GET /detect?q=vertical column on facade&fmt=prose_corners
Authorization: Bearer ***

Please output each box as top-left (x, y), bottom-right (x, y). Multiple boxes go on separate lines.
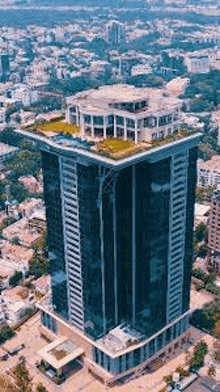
top-left (145, 343), bottom-right (149, 361)
top-left (162, 330), bottom-right (166, 349)
top-left (98, 167), bottom-right (106, 336)
top-left (124, 117), bottom-right (127, 140)
top-left (121, 355), bottom-right (126, 373)
top-left (59, 157), bottom-right (84, 331)
top-left (112, 358), bottom-right (119, 375)
top-left (154, 337), bottom-right (157, 354)
top-left (91, 116), bottom-right (94, 137)
top-left (76, 106), bottom-right (80, 127)
top-left (113, 180), bottom-right (118, 325)
top-left (103, 116), bottom-right (107, 139)
top-left (98, 349), bottom-right (102, 366)
top-left (80, 113), bottom-right (85, 135)
top-left (167, 150), bottom-right (188, 324)
top-left (114, 116), bottom-right (117, 138)
top-left (134, 119), bottom-right (138, 144)
top-left (140, 346), bottom-right (145, 363)
top-left (129, 351), bottom-right (134, 369)
top-left (66, 106), bottom-right (70, 123)
top-left (170, 325), bottom-right (174, 341)
top-left (132, 165), bottom-right (136, 326)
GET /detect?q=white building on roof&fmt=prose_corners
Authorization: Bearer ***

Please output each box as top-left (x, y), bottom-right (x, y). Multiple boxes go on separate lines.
top-left (66, 84), bottom-right (181, 143)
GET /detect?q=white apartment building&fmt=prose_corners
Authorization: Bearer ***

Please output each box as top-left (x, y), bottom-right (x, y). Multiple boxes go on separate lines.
top-left (0, 143), bottom-right (18, 164)
top-left (197, 156), bottom-right (220, 188)
top-left (66, 84), bottom-right (181, 143)
top-left (184, 54), bottom-right (210, 74)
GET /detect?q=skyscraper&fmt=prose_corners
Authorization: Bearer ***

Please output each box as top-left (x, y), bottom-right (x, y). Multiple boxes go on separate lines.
top-left (105, 20), bottom-right (125, 46)
top-left (208, 191), bottom-right (220, 274)
top-left (17, 84), bottom-right (200, 383)
top-left (0, 53), bottom-right (10, 82)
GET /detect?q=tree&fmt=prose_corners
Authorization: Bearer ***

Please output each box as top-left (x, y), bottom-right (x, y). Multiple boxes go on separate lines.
top-left (36, 383), bottom-right (48, 392)
top-left (12, 357), bottom-right (32, 392)
top-left (28, 254), bottom-right (49, 278)
top-left (194, 222), bottom-right (207, 242)
top-left (0, 325), bottom-right (15, 344)
top-left (11, 237), bottom-right (21, 246)
top-left (9, 271), bottom-right (23, 287)
top-left (175, 366), bottom-right (189, 377)
top-left (189, 340), bottom-right (208, 372)
top-left (163, 374), bottom-right (174, 388)
top-left (198, 243), bottom-right (209, 258)
top-left (207, 365), bottom-right (216, 377)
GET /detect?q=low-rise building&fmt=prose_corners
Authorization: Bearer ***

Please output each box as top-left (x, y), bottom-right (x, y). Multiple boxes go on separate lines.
top-left (17, 198), bottom-right (44, 219)
top-left (1, 286), bottom-right (35, 326)
top-left (19, 175), bottom-right (43, 194)
top-left (184, 54), bottom-right (210, 74)
top-left (197, 156), bottom-right (220, 188)
top-left (2, 218), bottom-right (43, 248)
top-left (194, 203), bottom-right (210, 228)
top-left (0, 240), bottom-right (34, 274)
top-left (34, 275), bottom-right (51, 296)
top-left (0, 142), bottom-right (18, 165)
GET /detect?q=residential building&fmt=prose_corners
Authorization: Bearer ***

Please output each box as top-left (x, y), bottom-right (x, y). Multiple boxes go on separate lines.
top-left (66, 84), bottom-right (182, 143)
top-left (105, 21), bottom-right (125, 46)
top-left (197, 156), bottom-right (220, 188)
top-left (34, 276), bottom-right (51, 296)
top-left (1, 286), bottom-right (35, 326)
top-left (2, 217), bottom-right (43, 248)
top-left (208, 191), bottom-right (220, 274)
top-left (0, 240), bottom-right (34, 274)
top-left (0, 53), bottom-right (10, 81)
top-left (184, 54), bottom-right (210, 74)
top-left (17, 86), bottom-right (200, 384)
top-left (0, 142), bottom-right (18, 165)
top-left (194, 203), bottom-right (210, 228)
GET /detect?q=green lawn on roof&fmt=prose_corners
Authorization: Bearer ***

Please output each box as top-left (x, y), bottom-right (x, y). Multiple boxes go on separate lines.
top-left (40, 121), bottom-right (80, 134)
top-left (98, 138), bottom-right (134, 153)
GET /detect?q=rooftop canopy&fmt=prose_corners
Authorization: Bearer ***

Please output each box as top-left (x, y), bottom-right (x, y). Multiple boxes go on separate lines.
top-left (38, 336), bottom-right (84, 371)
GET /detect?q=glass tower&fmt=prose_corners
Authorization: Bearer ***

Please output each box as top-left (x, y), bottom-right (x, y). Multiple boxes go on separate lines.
top-left (40, 136), bottom-right (198, 342)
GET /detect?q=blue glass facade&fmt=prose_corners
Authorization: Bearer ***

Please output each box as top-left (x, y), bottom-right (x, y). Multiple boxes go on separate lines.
top-left (41, 151), bottom-right (68, 319)
top-left (40, 139), bottom-right (198, 373)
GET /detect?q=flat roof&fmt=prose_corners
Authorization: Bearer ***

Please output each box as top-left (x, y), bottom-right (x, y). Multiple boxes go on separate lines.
top-left (15, 128), bottom-right (201, 168)
top-left (66, 84), bottom-right (181, 116)
top-left (0, 142), bottom-right (18, 157)
top-left (38, 336), bottom-right (84, 370)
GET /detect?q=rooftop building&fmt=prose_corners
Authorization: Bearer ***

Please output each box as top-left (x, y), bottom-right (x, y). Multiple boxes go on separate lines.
top-left (66, 84), bottom-right (182, 144)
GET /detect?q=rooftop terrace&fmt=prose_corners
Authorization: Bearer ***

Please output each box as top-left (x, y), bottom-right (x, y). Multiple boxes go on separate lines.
top-left (19, 120), bottom-right (201, 162)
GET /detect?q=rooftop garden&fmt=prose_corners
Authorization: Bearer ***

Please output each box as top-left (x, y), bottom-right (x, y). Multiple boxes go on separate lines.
top-left (93, 128), bottom-right (200, 160)
top-left (95, 138), bottom-right (146, 158)
top-left (98, 138), bottom-right (134, 153)
top-left (22, 119), bottom-right (80, 136)
top-left (40, 121), bottom-right (80, 135)
top-left (20, 123), bottom-right (201, 160)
